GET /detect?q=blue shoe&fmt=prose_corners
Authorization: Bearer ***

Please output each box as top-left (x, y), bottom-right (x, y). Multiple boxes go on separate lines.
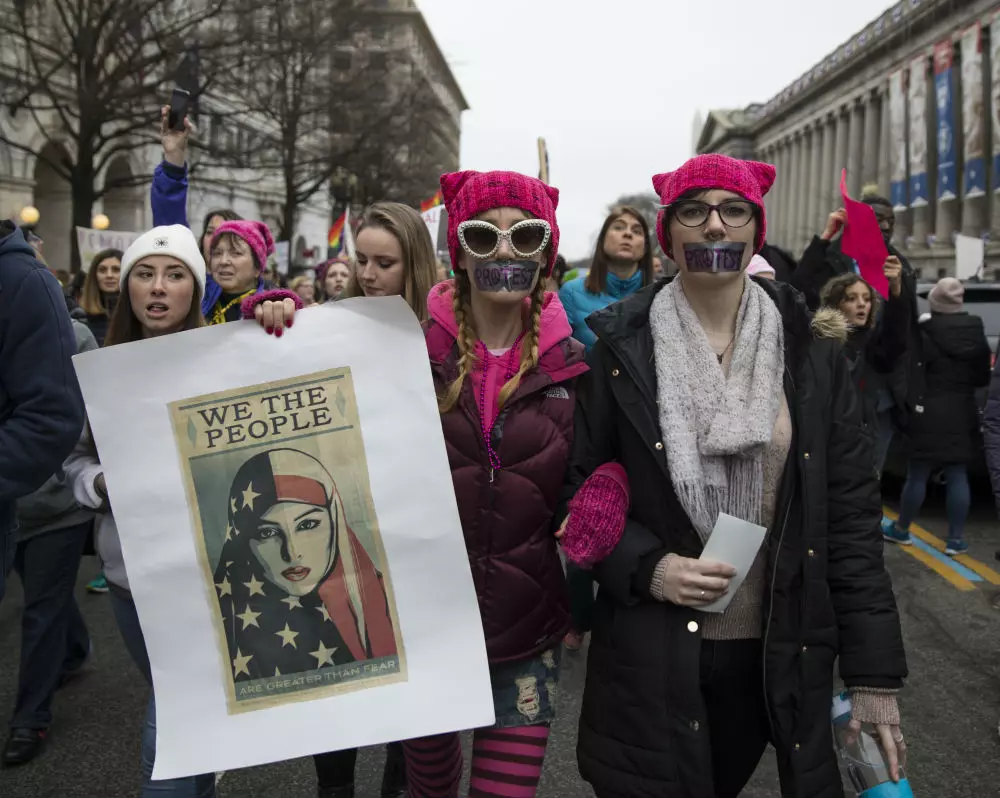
top-left (881, 518), bottom-right (912, 546)
top-left (85, 574), bottom-right (108, 594)
top-left (944, 539), bottom-right (969, 556)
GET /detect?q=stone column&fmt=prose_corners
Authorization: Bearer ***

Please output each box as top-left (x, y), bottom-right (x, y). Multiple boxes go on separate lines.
top-left (834, 106), bottom-right (850, 209)
top-left (877, 85), bottom-right (892, 198)
top-left (847, 98), bottom-right (865, 197)
top-left (862, 91), bottom-right (881, 192)
top-left (911, 57), bottom-right (933, 250)
top-left (769, 143), bottom-right (783, 247)
top-left (779, 139), bottom-right (793, 250)
top-left (807, 123), bottom-right (824, 240)
top-left (820, 114), bottom-right (837, 229)
top-left (789, 133), bottom-right (806, 253)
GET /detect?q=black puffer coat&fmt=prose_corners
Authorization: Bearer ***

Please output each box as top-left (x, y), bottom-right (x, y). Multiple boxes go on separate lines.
top-left (561, 278), bottom-right (907, 798)
top-left (905, 312), bottom-right (991, 464)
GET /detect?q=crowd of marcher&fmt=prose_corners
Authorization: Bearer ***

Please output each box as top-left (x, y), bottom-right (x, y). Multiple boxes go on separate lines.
top-left (3, 105), bottom-right (1000, 798)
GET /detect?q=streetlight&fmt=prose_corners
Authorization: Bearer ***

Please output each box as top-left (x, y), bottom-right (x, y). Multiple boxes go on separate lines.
top-left (19, 205), bottom-right (40, 226)
top-left (92, 213), bottom-right (110, 230)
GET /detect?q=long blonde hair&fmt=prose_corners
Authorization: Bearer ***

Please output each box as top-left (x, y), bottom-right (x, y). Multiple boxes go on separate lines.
top-left (345, 202), bottom-right (438, 322)
top-left (438, 268), bottom-right (546, 414)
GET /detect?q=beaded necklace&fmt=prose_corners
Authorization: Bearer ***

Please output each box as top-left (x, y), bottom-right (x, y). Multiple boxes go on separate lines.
top-left (477, 331), bottom-right (525, 479)
top-left (210, 287), bottom-right (256, 326)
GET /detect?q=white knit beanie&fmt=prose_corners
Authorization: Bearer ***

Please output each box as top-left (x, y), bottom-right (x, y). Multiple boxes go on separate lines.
top-left (120, 225), bottom-right (207, 298)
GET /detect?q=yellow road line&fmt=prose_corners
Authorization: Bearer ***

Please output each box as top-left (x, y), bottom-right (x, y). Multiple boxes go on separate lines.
top-left (896, 543), bottom-right (978, 591)
top-left (882, 508), bottom-right (1000, 585)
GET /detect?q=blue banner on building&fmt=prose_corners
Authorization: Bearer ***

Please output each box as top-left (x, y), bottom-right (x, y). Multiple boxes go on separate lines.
top-left (961, 24), bottom-right (986, 197)
top-left (889, 70), bottom-right (908, 210)
top-left (908, 55), bottom-right (929, 207)
top-left (934, 41), bottom-right (957, 201)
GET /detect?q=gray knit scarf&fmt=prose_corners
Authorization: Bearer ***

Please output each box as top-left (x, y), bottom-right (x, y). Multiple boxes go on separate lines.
top-left (649, 276), bottom-right (785, 543)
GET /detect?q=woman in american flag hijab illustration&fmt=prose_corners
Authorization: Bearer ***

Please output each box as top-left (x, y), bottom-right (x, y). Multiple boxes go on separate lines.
top-left (213, 448), bottom-right (397, 685)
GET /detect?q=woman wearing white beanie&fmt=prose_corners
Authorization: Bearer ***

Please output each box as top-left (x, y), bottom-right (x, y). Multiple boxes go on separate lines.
top-left (65, 225), bottom-right (218, 797)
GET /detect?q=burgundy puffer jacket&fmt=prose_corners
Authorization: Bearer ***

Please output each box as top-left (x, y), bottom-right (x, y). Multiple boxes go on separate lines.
top-left (425, 282), bottom-right (588, 663)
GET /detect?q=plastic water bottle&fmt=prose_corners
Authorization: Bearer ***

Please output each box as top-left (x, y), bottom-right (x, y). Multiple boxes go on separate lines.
top-left (831, 692), bottom-right (914, 797)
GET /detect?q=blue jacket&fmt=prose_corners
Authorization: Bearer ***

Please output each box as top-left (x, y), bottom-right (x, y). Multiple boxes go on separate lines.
top-left (151, 160), bottom-right (267, 317)
top-left (0, 222), bottom-right (85, 596)
top-left (559, 270), bottom-right (645, 350)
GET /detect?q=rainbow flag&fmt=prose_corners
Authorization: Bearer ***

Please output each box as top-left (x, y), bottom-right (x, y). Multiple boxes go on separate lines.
top-left (420, 190), bottom-right (442, 213)
top-left (328, 212), bottom-right (346, 251)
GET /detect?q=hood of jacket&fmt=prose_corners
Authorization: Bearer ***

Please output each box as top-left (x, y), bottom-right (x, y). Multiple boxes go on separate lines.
top-left (426, 280), bottom-right (584, 382)
top-left (0, 221), bottom-right (36, 261)
top-left (922, 312), bottom-right (986, 361)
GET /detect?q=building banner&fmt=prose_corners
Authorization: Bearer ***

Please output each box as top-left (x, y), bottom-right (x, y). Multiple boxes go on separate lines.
top-left (934, 40), bottom-right (957, 200)
top-left (990, 13), bottom-right (1000, 191)
top-left (72, 298), bottom-right (494, 778)
top-left (961, 23), bottom-right (985, 197)
top-left (909, 54), bottom-right (930, 207)
top-left (889, 69), bottom-right (908, 210)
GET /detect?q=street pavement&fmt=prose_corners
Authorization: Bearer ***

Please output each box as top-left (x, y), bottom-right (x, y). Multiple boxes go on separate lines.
top-left (0, 490), bottom-right (998, 798)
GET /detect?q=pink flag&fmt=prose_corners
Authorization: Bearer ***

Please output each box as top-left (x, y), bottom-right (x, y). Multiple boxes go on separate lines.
top-left (839, 169), bottom-right (889, 299)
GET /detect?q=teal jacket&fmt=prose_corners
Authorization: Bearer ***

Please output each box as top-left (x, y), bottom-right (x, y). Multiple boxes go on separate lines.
top-left (559, 270), bottom-right (645, 350)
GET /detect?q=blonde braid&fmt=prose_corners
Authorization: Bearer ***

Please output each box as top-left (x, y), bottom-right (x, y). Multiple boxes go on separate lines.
top-left (438, 274), bottom-right (480, 413)
top-left (497, 278), bottom-right (544, 409)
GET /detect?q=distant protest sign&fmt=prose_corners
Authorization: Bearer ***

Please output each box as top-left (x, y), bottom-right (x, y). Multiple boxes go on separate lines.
top-left (76, 226), bottom-right (142, 272)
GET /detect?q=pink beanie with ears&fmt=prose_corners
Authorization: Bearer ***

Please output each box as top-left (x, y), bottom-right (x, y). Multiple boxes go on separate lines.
top-left (440, 170), bottom-right (561, 274)
top-left (211, 220), bottom-right (276, 271)
top-left (652, 154), bottom-right (776, 258)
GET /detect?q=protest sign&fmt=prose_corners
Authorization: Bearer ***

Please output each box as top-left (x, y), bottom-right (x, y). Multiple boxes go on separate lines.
top-left (839, 170), bottom-right (890, 299)
top-left (73, 298), bottom-right (493, 778)
top-left (76, 226), bottom-right (141, 272)
top-left (421, 204), bottom-right (443, 253)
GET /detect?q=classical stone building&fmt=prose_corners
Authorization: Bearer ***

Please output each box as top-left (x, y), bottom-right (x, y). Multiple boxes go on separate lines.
top-left (0, 0), bottom-right (464, 273)
top-left (697, 0), bottom-right (1000, 280)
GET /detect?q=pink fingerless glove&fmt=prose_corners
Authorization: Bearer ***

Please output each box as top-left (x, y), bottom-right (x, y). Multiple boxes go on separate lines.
top-left (240, 289), bottom-right (303, 320)
top-left (560, 463), bottom-right (630, 568)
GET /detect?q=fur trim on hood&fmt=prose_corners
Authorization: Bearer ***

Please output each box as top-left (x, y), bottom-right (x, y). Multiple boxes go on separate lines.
top-left (811, 307), bottom-right (848, 343)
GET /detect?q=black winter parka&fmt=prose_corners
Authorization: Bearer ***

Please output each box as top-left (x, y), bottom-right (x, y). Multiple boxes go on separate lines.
top-left (561, 278), bottom-right (907, 798)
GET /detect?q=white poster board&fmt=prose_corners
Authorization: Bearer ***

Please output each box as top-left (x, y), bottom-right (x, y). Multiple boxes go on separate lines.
top-left (76, 226), bottom-right (141, 272)
top-left (955, 233), bottom-right (985, 281)
top-left (421, 206), bottom-right (443, 253)
top-left (73, 298), bottom-right (493, 779)
top-left (273, 240), bottom-right (291, 276)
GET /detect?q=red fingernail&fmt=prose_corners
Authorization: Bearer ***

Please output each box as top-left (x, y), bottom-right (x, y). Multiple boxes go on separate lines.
top-left (287, 319), bottom-right (294, 328)
top-left (275, 328), bottom-right (283, 338)
top-left (265, 327), bottom-right (273, 335)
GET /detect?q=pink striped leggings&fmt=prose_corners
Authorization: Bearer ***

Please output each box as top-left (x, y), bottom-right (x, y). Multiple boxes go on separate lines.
top-left (401, 723), bottom-right (551, 797)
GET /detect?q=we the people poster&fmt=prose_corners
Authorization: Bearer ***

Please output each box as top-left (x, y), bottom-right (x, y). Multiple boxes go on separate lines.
top-left (170, 368), bottom-right (405, 713)
top-left (73, 298), bottom-right (493, 779)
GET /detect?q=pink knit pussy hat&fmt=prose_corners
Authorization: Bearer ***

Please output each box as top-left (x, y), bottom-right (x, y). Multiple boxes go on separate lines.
top-left (652, 154), bottom-right (776, 258)
top-left (211, 220), bottom-right (275, 272)
top-left (440, 170), bottom-right (561, 274)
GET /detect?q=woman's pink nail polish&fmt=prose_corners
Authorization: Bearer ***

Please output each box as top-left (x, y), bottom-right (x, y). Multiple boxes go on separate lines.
top-left (275, 328), bottom-right (283, 338)
top-left (265, 327), bottom-right (273, 335)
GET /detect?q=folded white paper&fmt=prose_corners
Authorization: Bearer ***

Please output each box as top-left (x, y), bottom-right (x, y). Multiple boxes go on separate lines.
top-left (697, 513), bottom-right (767, 614)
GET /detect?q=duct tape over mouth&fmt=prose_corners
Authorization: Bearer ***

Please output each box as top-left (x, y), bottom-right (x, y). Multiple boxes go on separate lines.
top-left (471, 260), bottom-right (539, 292)
top-left (683, 242), bottom-right (746, 273)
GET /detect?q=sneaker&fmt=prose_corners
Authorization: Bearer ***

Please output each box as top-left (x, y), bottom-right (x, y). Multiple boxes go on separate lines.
top-left (563, 630), bottom-right (585, 651)
top-left (85, 574), bottom-right (109, 594)
top-left (944, 539), bottom-right (969, 556)
top-left (881, 518), bottom-right (912, 546)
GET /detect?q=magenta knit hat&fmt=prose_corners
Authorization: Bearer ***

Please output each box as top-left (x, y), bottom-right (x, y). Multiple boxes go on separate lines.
top-left (440, 170), bottom-right (561, 274)
top-left (652, 154), bottom-right (776, 258)
top-left (211, 220), bottom-right (275, 272)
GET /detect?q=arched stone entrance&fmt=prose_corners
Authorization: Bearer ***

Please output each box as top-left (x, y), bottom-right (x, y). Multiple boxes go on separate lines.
top-left (32, 141), bottom-right (72, 272)
top-left (102, 156), bottom-right (140, 234)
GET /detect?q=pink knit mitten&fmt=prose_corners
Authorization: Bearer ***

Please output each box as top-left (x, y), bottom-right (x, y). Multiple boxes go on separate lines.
top-left (561, 463), bottom-right (630, 568)
top-left (240, 289), bottom-right (303, 320)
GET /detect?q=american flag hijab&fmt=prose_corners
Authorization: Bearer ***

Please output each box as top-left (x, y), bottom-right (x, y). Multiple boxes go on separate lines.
top-left (213, 448), bottom-right (398, 683)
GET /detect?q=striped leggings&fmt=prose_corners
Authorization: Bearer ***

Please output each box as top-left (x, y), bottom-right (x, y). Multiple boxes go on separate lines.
top-left (402, 724), bottom-right (550, 797)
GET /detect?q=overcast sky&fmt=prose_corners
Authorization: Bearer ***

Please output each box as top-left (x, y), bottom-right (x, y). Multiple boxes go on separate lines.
top-left (417, 0), bottom-right (898, 260)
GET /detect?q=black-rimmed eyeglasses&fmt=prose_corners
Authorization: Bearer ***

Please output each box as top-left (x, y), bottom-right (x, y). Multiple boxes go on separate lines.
top-left (661, 200), bottom-right (756, 229)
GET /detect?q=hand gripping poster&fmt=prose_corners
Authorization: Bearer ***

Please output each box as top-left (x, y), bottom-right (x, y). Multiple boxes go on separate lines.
top-left (73, 298), bottom-right (493, 779)
top-left (170, 368), bottom-right (405, 712)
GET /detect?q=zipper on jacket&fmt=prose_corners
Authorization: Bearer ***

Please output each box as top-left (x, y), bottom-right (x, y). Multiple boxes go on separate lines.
top-left (762, 364), bottom-right (796, 742)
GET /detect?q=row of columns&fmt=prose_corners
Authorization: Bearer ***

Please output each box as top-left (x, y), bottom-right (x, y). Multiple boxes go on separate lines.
top-left (760, 56), bottom-right (1000, 271)
top-left (760, 89), bottom-right (889, 257)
